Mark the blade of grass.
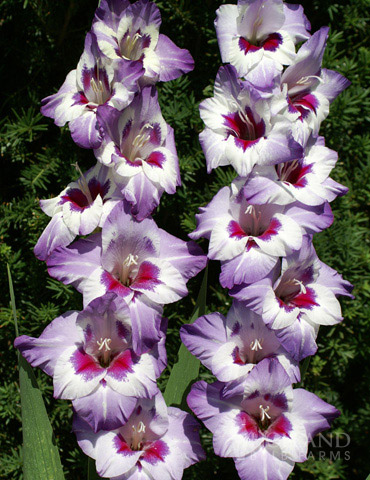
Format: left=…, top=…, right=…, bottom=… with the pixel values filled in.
left=297, top=356, right=311, bottom=387
left=87, top=458, right=101, bottom=479
left=8, top=265, right=65, bottom=480
left=164, top=266, right=208, bottom=408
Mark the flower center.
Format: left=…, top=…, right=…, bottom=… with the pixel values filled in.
left=229, top=107, right=258, bottom=140
left=259, top=404, right=271, bottom=421
left=241, top=204, right=266, bottom=237
left=119, top=254, right=139, bottom=286
left=276, top=278, right=307, bottom=304
left=96, top=337, right=112, bottom=367
left=130, top=421, right=146, bottom=450
left=90, top=77, right=105, bottom=104
left=121, top=32, right=143, bottom=61
left=276, top=159, right=301, bottom=184
left=250, top=338, right=263, bottom=351
left=246, top=337, right=263, bottom=363
left=66, top=163, right=94, bottom=206
left=255, top=404, right=272, bottom=431
left=129, top=123, right=154, bottom=163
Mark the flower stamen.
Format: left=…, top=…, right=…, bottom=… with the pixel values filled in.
left=71, top=162, right=94, bottom=204
left=259, top=404, right=271, bottom=422
left=250, top=338, right=263, bottom=351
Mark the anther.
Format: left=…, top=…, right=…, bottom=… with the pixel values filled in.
left=250, top=339, right=263, bottom=351
left=296, top=75, right=324, bottom=86
left=137, top=421, right=146, bottom=433
left=259, top=405, right=271, bottom=421
left=123, top=254, right=139, bottom=267
left=293, top=279, right=307, bottom=294
left=97, top=338, right=112, bottom=351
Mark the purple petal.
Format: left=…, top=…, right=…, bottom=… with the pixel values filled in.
left=282, top=3, right=311, bottom=41
left=14, top=311, right=80, bottom=376
left=234, top=445, right=295, bottom=480
left=316, top=68, right=351, bottom=102
left=122, top=173, right=162, bottom=221
left=128, top=296, right=164, bottom=355
left=69, top=110, right=101, bottom=149
left=156, top=34, right=194, bottom=81
left=180, top=313, right=227, bottom=371
left=275, top=317, right=318, bottom=361
left=158, top=228, right=207, bottom=280
left=73, top=382, right=137, bottom=432
left=47, top=233, right=102, bottom=293
left=34, top=212, right=76, bottom=261
left=292, top=389, right=340, bottom=440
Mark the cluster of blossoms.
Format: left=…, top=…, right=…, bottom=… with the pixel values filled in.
left=180, top=0, right=353, bottom=479
left=15, top=0, right=207, bottom=478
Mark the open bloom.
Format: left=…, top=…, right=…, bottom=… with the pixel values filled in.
left=190, top=177, right=332, bottom=288
left=180, top=300, right=299, bottom=383
left=188, top=358, right=339, bottom=480
left=34, top=163, right=121, bottom=261
left=74, top=392, right=205, bottom=479
left=46, top=201, right=206, bottom=351
left=244, top=135, right=348, bottom=206
left=41, top=31, right=143, bottom=148
left=95, top=87, right=180, bottom=220
left=231, top=236, right=353, bottom=360
left=14, top=294, right=167, bottom=432
left=280, top=27, right=350, bottom=140
left=215, top=0, right=310, bottom=89
left=199, top=65, right=302, bottom=176
left=92, top=0, right=194, bottom=84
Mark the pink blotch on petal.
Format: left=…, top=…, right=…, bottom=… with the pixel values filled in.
left=237, top=411, right=261, bottom=440
left=232, top=346, right=245, bottom=365
left=259, top=218, right=281, bottom=241
left=101, top=271, right=132, bottom=297
left=291, top=93, right=319, bottom=119
left=71, top=347, right=103, bottom=380
left=132, top=262, right=162, bottom=291
left=266, top=415, right=292, bottom=439
left=107, top=350, right=135, bottom=380
left=114, top=433, right=137, bottom=457
left=234, top=136, right=261, bottom=152
left=228, top=220, right=247, bottom=239
left=291, top=287, right=319, bottom=310
left=146, top=151, right=166, bottom=168
left=72, top=92, right=90, bottom=106
left=238, top=33, right=282, bottom=55
left=142, top=440, right=169, bottom=465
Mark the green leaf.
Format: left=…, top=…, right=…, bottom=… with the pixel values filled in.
left=297, top=356, right=311, bottom=387
left=87, top=458, right=101, bottom=479
left=163, top=266, right=208, bottom=408
left=8, top=265, right=65, bottom=480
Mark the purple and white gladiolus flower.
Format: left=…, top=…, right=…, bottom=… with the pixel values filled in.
left=92, top=0, right=194, bottom=84
left=281, top=27, right=350, bottom=139
left=34, top=163, right=121, bottom=261
left=181, top=300, right=300, bottom=383
left=41, top=32, right=143, bottom=149
left=95, top=87, right=181, bottom=220
left=244, top=135, right=348, bottom=206
left=188, top=358, right=339, bottom=480
left=74, top=392, right=205, bottom=479
left=215, top=0, right=310, bottom=89
left=14, top=294, right=167, bottom=432
left=46, top=201, right=206, bottom=338
left=190, top=177, right=332, bottom=288
left=199, top=65, right=302, bottom=175
left=231, top=237, right=353, bottom=360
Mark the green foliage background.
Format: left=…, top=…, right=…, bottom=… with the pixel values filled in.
left=0, top=0, right=369, bottom=478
